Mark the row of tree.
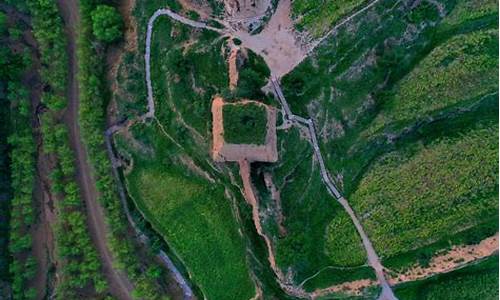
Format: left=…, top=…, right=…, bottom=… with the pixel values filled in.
left=25, top=0, right=108, bottom=298
left=78, top=1, right=170, bottom=299
left=0, top=9, right=38, bottom=299
left=41, top=118, right=108, bottom=298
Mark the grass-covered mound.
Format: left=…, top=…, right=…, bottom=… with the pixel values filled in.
left=223, top=102, right=268, bottom=145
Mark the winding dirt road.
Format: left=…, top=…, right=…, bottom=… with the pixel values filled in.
left=57, top=0, right=134, bottom=299
left=271, top=77, right=397, bottom=300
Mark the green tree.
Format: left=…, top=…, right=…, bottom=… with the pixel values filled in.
left=90, top=5, right=123, bottom=43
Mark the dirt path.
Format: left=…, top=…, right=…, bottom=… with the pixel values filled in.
left=271, top=77, right=397, bottom=300
left=104, top=6, right=197, bottom=299
left=56, top=1, right=134, bottom=299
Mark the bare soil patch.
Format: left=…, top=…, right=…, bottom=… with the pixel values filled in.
left=311, top=278, right=376, bottom=298
left=231, top=0, right=307, bottom=77
left=389, top=233, right=499, bottom=284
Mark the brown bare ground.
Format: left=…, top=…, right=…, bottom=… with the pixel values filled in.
left=232, top=0, right=307, bottom=77
left=263, top=172, right=287, bottom=236
left=212, top=97, right=278, bottom=162
left=311, top=278, right=376, bottom=298
left=228, top=45, right=240, bottom=90
left=309, top=234, right=499, bottom=297
left=389, top=233, right=499, bottom=284
left=178, top=0, right=213, bottom=19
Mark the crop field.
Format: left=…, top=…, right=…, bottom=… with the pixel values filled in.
left=291, top=0, right=366, bottom=37
left=395, top=254, right=499, bottom=299
left=350, top=125, right=498, bottom=258
left=223, top=102, right=267, bottom=144
left=281, top=0, right=498, bottom=272
left=123, top=123, right=254, bottom=300
left=368, top=28, right=498, bottom=133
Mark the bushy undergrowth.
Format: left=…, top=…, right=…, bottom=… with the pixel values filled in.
left=262, top=128, right=368, bottom=288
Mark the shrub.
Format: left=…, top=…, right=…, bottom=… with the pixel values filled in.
left=91, top=5, right=123, bottom=43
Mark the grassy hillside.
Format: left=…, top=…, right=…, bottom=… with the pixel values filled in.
left=254, top=127, right=372, bottom=292
left=291, top=0, right=366, bottom=37
left=124, top=124, right=255, bottom=300
left=282, top=0, right=498, bottom=278
left=114, top=2, right=268, bottom=298
left=351, top=125, right=498, bottom=258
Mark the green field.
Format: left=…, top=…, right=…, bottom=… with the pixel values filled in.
left=124, top=123, right=255, bottom=299
left=223, top=102, right=268, bottom=145
left=351, top=125, right=498, bottom=258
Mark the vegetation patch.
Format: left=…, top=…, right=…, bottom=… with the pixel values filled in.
left=291, top=0, right=365, bottom=37
left=368, top=28, right=498, bottom=133
left=123, top=124, right=256, bottom=300
left=256, top=128, right=369, bottom=289
left=350, top=125, right=498, bottom=258
left=222, top=102, right=268, bottom=145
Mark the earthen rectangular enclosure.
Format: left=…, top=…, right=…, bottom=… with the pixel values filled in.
left=212, top=96, right=278, bottom=162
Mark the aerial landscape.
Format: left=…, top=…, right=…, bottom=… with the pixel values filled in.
left=0, top=0, right=498, bottom=299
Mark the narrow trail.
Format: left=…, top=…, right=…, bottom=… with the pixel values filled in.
left=104, top=6, right=201, bottom=300
left=57, top=0, right=134, bottom=299
left=144, top=8, right=225, bottom=121
left=271, top=77, right=397, bottom=300
left=137, top=5, right=396, bottom=300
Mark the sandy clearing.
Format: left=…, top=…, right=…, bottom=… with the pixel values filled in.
left=228, top=44, right=240, bottom=90
left=232, top=0, right=306, bottom=77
